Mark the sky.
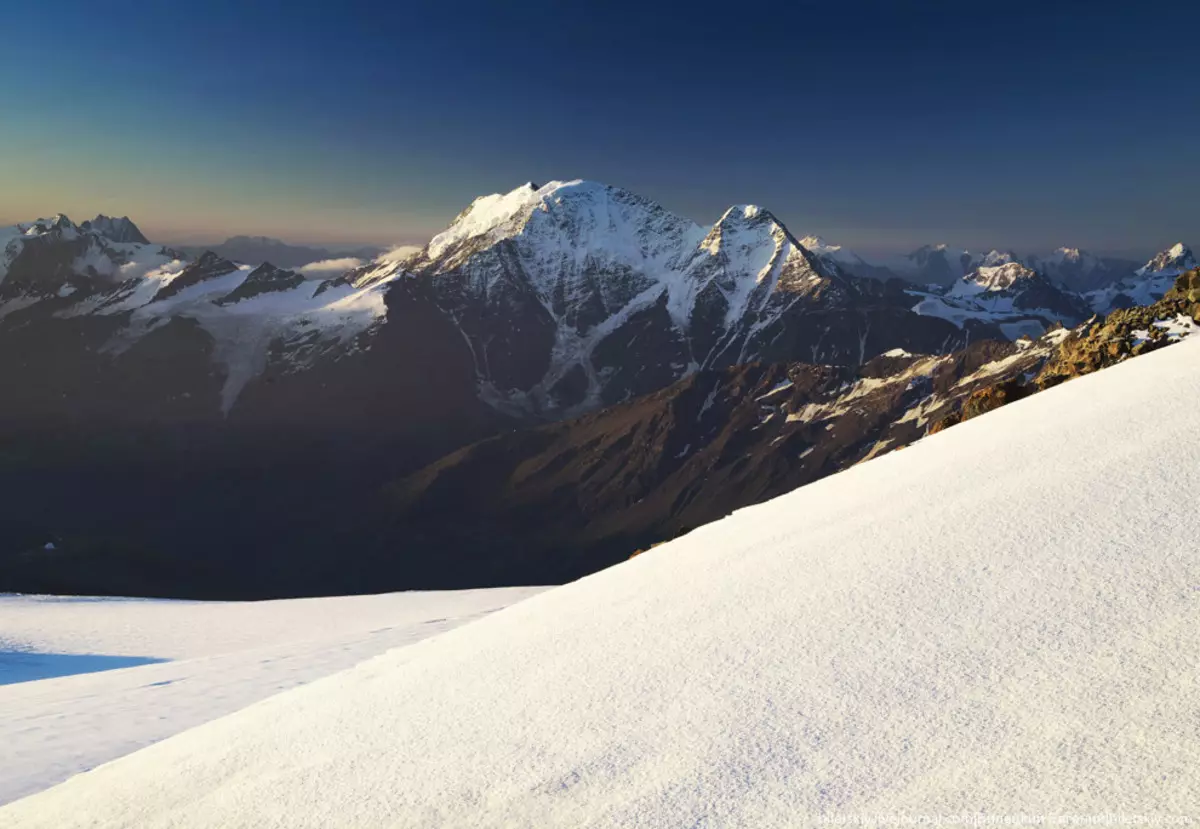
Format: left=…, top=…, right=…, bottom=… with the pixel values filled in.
left=1, top=0, right=1197, bottom=257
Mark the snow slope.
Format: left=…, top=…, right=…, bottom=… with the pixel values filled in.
left=5, top=339, right=1200, bottom=826
left=0, top=588, right=545, bottom=805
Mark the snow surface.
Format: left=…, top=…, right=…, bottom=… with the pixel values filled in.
left=0, top=588, right=545, bottom=805
left=8, top=338, right=1200, bottom=826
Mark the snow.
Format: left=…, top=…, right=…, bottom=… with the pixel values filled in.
left=911, top=266, right=1072, bottom=335
left=1134, top=242, right=1197, bottom=278
left=882, top=347, right=912, bottom=357
left=1041, top=326, right=1072, bottom=345
left=426, top=181, right=546, bottom=259
left=0, top=587, right=546, bottom=805
left=1131, top=314, right=1197, bottom=346
left=11, top=337, right=1200, bottom=827
left=0, top=224, right=24, bottom=283
left=950, top=262, right=1037, bottom=296
left=399, top=179, right=846, bottom=413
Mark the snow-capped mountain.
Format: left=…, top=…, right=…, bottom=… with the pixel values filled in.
left=974, top=249, right=1019, bottom=268
left=0, top=215, right=397, bottom=413
left=909, top=260, right=1091, bottom=338
left=1137, top=242, right=1196, bottom=277
left=1084, top=242, right=1196, bottom=312
left=0, top=186, right=1194, bottom=605
left=347, top=181, right=971, bottom=415
left=0, top=195, right=1182, bottom=430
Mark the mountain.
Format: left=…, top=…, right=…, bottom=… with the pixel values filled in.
left=78, top=214, right=150, bottom=245
left=8, top=323, right=1199, bottom=826
left=1084, top=242, right=1196, bottom=312
left=797, top=235, right=900, bottom=281
left=0, top=186, right=974, bottom=597
left=1137, top=241, right=1197, bottom=277
left=1026, top=246, right=1138, bottom=292
left=891, top=243, right=974, bottom=285
left=347, top=180, right=974, bottom=417
left=0, top=185, right=1186, bottom=599
left=974, top=248, right=1018, bottom=267
left=179, top=236, right=383, bottom=270
left=369, top=267, right=1199, bottom=584
left=909, top=260, right=1091, bottom=338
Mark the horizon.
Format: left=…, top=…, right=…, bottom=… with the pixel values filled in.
left=0, top=185, right=1188, bottom=263
left=1, top=1, right=1197, bottom=258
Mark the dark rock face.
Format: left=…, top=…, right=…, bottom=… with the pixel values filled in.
left=216, top=263, right=306, bottom=305
left=369, top=339, right=1058, bottom=587
left=153, top=252, right=240, bottom=301
left=960, top=380, right=1030, bottom=422
left=81, top=215, right=151, bottom=245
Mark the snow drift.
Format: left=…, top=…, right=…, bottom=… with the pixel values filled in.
left=0, top=588, right=545, bottom=804
left=4, top=338, right=1200, bottom=826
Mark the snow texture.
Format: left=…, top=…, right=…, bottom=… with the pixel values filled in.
left=5, top=338, right=1200, bottom=826
left=0, top=588, right=545, bottom=805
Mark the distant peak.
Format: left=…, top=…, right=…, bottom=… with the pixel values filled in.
left=799, top=235, right=835, bottom=250
left=1137, top=242, right=1196, bottom=276
left=84, top=214, right=150, bottom=245
left=23, top=214, right=77, bottom=237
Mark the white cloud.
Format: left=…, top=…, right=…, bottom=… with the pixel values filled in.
left=377, top=245, right=421, bottom=264
left=297, top=257, right=363, bottom=278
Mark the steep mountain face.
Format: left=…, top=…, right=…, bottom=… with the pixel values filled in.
left=376, top=339, right=1046, bottom=584
left=373, top=268, right=1200, bottom=586
left=79, top=214, right=151, bottom=245
left=357, top=181, right=973, bottom=417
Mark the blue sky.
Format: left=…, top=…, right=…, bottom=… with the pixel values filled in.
left=1, top=0, right=1197, bottom=256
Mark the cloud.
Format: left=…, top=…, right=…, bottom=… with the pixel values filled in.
left=377, top=244, right=421, bottom=264
left=297, top=257, right=364, bottom=277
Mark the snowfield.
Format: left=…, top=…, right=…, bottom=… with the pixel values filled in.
left=5, top=338, right=1200, bottom=826
left=0, top=587, right=546, bottom=805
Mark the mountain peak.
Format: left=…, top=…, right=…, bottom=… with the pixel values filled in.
left=978, top=249, right=1017, bottom=267
left=84, top=214, right=151, bottom=245
left=798, top=235, right=834, bottom=251
left=1136, top=242, right=1197, bottom=277
left=951, top=261, right=1040, bottom=296
left=714, top=204, right=776, bottom=226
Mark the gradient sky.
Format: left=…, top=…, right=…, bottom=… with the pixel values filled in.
left=2, top=0, right=1197, bottom=256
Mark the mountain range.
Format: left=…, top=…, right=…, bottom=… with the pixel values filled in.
left=176, top=236, right=385, bottom=271
left=0, top=184, right=1194, bottom=597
